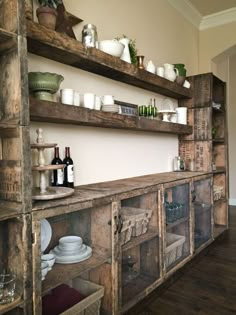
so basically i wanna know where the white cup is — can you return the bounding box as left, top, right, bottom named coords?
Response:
left=156, top=66, right=164, bottom=77
left=102, top=94, right=114, bottom=105
left=83, top=93, right=96, bottom=109
left=94, top=96, right=101, bottom=110
left=73, top=91, right=80, bottom=106
left=60, top=89, right=74, bottom=105
left=183, top=80, right=191, bottom=88
left=176, top=107, right=187, bottom=124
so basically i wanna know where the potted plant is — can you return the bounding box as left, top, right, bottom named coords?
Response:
left=37, top=0, right=62, bottom=30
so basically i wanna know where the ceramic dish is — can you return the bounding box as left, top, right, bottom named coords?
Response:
left=50, top=246, right=92, bottom=264
left=53, top=244, right=87, bottom=256
left=41, top=219, right=52, bottom=253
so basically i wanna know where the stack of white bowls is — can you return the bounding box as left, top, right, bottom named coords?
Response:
left=50, top=236, right=92, bottom=264
left=41, top=253, right=56, bottom=280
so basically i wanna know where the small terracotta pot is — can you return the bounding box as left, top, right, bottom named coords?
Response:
left=36, top=6, right=57, bottom=30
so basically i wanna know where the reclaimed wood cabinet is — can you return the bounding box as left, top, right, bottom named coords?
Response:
left=179, top=73, right=228, bottom=239
left=0, top=2, right=228, bottom=315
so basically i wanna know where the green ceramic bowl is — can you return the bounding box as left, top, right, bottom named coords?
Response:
left=28, top=72, right=64, bottom=94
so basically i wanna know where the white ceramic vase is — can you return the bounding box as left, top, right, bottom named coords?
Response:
left=119, top=38, right=131, bottom=63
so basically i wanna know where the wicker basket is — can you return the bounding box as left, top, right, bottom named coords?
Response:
left=165, top=233, right=185, bottom=268
left=120, top=215, right=136, bottom=245
left=121, top=207, right=153, bottom=238
left=61, top=278, right=104, bottom=315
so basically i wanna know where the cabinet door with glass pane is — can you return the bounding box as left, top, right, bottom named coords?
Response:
left=162, top=179, right=191, bottom=273
left=192, top=175, right=213, bottom=251
left=119, top=189, right=161, bottom=313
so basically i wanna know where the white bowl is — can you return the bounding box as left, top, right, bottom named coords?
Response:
left=98, top=40, right=125, bottom=57
left=41, top=254, right=56, bottom=271
left=41, top=262, right=49, bottom=280
left=59, top=236, right=83, bottom=250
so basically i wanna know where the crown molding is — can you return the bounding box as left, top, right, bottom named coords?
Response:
left=168, top=0, right=236, bottom=30
left=200, top=7, right=236, bottom=30
left=168, top=0, right=202, bottom=28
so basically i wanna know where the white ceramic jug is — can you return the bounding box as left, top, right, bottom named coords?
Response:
left=146, top=60, right=156, bottom=73
left=119, top=38, right=131, bottom=63
left=163, top=63, right=176, bottom=82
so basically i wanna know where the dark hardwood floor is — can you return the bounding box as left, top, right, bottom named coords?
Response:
left=125, top=206, right=236, bottom=315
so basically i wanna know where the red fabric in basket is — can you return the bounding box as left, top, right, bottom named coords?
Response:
left=42, top=284, right=86, bottom=315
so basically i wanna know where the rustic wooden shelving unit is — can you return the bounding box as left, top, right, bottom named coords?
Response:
left=179, top=73, right=229, bottom=239
left=0, top=1, right=228, bottom=314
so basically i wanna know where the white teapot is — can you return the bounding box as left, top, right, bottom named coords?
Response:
left=163, top=63, right=176, bottom=82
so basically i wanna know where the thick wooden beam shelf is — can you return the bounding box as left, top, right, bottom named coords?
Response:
left=30, top=98, right=193, bottom=135
left=26, top=21, right=192, bottom=100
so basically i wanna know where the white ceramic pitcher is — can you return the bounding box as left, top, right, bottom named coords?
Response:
left=119, top=38, right=131, bottom=63
left=163, top=63, right=177, bottom=82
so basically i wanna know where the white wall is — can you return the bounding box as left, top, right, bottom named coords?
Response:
left=30, top=0, right=199, bottom=186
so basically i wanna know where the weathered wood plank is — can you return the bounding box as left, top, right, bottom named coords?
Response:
left=29, top=98, right=192, bottom=135
left=26, top=21, right=192, bottom=100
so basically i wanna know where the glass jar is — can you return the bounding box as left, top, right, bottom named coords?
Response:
left=82, top=24, right=98, bottom=48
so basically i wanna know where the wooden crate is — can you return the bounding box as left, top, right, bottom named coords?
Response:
left=180, top=107, right=211, bottom=141
left=62, top=278, right=104, bottom=315
left=179, top=141, right=212, bottom=171
left=178, top=73, right=225, bottom=109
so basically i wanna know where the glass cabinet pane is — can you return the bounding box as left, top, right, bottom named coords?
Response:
left=120, top=191, right=160, bottom=310
left=164, top=183, right=190, bottom=271
left=193, top=177, right=212, bottom=249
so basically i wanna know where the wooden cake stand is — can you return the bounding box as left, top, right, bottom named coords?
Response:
left=31, top=128, right=74, bottom=200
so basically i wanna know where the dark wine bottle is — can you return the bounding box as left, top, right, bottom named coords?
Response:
left=63, top=147, right=74, bottom=188
left=51, top=147, right=64, bottom=186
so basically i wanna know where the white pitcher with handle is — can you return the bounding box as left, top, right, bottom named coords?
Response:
left=163, top=63, right=177, bottom=82
left=119, top=38, right=131, bottom=63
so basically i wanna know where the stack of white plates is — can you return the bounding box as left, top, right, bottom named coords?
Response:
left=50, top=235, right=92, bottom=264
left=102, top=104, right=120, bottom=113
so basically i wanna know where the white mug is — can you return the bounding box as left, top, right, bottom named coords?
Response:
left=73, top=91, right=80, bottom=106
left=102, top=94, right=114, bottom=105
left=83, top=93, right=96, bottom=109
left=60, top=89, right=74, bottom=105
left=94, top=96, right=101, bottom=110
left=176, top=107, right=187, bottom=124
left=156, top=66, right=164, bottom=77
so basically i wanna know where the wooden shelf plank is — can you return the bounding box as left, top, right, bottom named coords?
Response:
left=42, top=247, right=110, bottom=294
left=29, top=98, right=193, bottom=135
left=26, top=21, right=192, bottom=100
left=0, top=27, right=17, bottom=53
left=0, top=296, right=22, bottom=315
left=213, top=168, right=226, bottom=174
left=212, top=138, right=224, bottom=143
left=0, top=201, right=22, bottom=220
left=166, top=217, right=188, bottom=230
left=122, top=229, right=159, bottom=251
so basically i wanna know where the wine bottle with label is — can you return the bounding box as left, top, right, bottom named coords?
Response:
left=51, top=147, right=64, bottom=186
left=63, top=147, right=74, bottom=188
